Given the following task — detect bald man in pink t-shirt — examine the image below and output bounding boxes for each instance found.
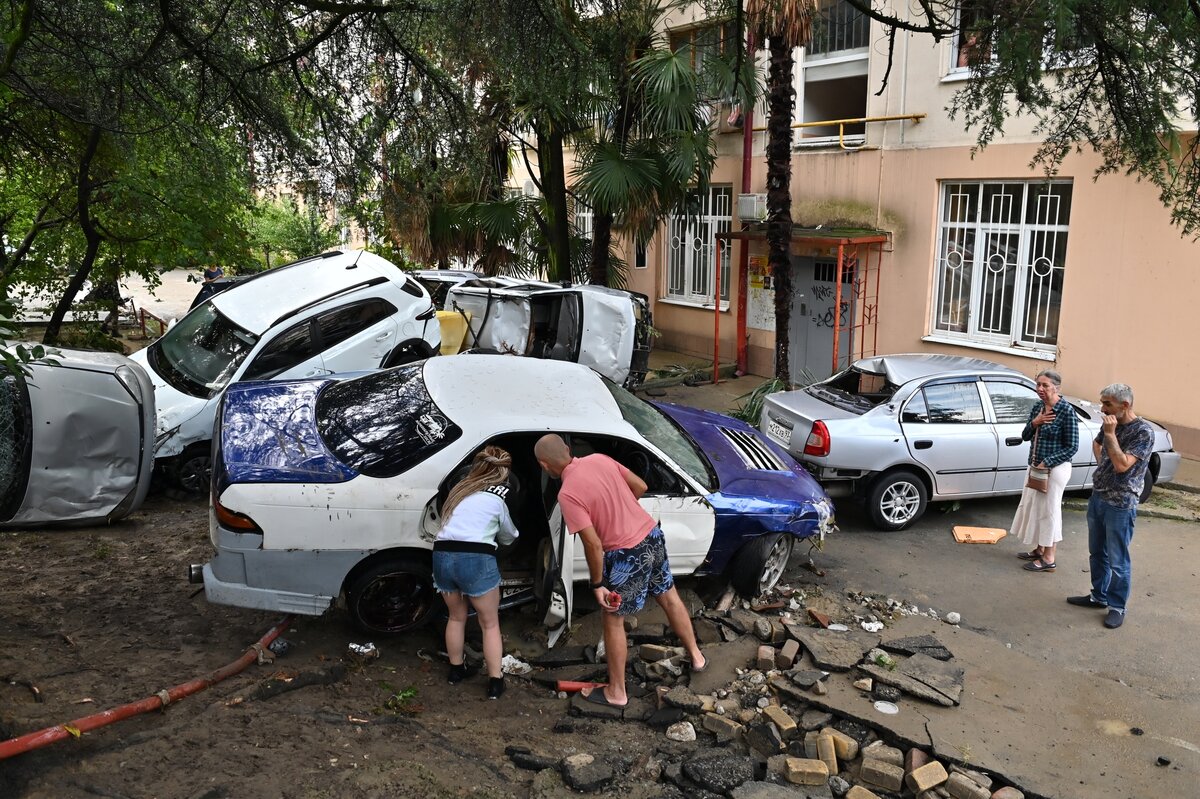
[535,434,705,708]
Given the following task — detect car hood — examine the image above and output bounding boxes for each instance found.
[653,402,829,500]
[129,348,209,452]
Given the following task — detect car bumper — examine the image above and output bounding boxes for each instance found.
[202,562,334,616]
[1157,450,1182,485]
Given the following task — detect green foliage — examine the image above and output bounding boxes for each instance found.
[729,368,817,423]
[247,196,340,270]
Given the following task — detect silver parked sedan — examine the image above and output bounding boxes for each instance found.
[759,354,1181,530]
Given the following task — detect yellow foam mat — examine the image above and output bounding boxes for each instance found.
[952,526,1007,544]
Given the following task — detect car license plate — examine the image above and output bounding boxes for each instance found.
[767,419,792,445]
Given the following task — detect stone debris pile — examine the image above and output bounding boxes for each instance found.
[521,586,1020,799]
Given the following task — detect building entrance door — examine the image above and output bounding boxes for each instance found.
[787,256,854,381]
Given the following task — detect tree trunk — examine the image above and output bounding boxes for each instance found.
[536,121,572,283]
[44,125,104,346]
[588,210,615,286]
[766,35,796,384]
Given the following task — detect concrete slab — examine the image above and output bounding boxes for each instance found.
[794,616,1200,799]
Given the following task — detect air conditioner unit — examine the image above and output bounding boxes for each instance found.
[737,193,767,222]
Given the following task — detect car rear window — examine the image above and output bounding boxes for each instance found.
[315,364,462,478]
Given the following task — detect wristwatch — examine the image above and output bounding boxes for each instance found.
[590,580,604,590]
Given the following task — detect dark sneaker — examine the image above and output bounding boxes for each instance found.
[1104,609,1125,629]
[487,677,506,700]
[448,662,479,685]
[1067,595,1107,609]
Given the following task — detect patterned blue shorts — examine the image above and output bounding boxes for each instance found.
[602,526,673,616]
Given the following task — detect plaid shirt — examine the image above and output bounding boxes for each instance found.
[1022,396,1079,468]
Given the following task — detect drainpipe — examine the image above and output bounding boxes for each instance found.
[735,32,756,377]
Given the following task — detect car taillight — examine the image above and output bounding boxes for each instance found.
[213,493,263,534]
[803,420,830,457]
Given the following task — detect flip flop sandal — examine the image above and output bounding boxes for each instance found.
[1023,559,1056,572]
[582,688,627,708]
[689,656,709,673]
[1017,550,1042,560]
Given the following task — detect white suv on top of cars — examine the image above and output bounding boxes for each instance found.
[131,249,440,491]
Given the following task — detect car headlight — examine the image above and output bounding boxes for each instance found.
[115,365,145,405]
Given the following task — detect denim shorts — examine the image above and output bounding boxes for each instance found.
[602,526,673,616]
[433,550,501,597]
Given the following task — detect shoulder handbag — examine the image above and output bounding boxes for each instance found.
[1025,424,1049,493]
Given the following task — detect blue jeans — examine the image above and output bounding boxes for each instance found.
[1086,494,1138,613]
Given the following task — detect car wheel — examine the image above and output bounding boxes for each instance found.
[346,556,440,635]
[381,340,434,368]
[867,470,928,531]
[729,533,794,598]
[170,443,212,495]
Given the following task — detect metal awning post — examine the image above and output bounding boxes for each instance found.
[832,242,845,375]
[713,241,722,384]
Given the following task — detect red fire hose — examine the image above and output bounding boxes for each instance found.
[0,616,292,761]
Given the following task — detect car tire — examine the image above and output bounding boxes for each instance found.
[729,533,793,598]
[1138,457,1159,504]
[867,470,928,531]
[381,340,435,368]
[169,443,212,496]
[346,555,440,635]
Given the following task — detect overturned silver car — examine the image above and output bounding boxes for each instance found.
[1,347,155,527]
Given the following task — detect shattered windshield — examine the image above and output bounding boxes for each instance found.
[315,364,462,477]
[152,304,258,398]
[602,380,714,491]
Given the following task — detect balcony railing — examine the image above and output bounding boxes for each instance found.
[807,1,870,56]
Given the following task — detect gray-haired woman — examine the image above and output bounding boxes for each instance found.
[1011,370,1079,571]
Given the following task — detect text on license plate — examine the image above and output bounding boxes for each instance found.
[767,419,791,445]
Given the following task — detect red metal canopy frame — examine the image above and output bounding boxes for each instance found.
[713,228,888,383]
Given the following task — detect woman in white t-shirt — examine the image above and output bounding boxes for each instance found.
[433,445,520,699]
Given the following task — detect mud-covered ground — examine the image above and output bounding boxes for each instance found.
[0,492,760,799]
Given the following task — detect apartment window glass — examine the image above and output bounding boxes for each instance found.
[666,186,732,305]
[933,180,1072,352]
[809,0,870,56]
[669,20,736,78]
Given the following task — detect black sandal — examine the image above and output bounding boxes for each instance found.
[1017,550,1042,561]
[1023,559,1056,572]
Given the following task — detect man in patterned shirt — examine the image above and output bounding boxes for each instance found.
[1067,383,1155,629]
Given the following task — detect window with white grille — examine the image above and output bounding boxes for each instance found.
[666,186,732,305]
[933,180,1072,352]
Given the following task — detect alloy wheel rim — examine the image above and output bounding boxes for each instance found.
[881,483,920,524]
[759,536,793,593]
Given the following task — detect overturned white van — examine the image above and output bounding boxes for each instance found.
[445,279,652,387]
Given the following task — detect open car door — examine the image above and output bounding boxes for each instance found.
[534,503,575,648]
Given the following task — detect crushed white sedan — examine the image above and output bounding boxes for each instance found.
[194,355,835,642]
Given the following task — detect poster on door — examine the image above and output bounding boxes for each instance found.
[747,255,775,331]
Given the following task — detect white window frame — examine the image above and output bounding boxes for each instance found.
[665,186,732,307]
[796,0,870,149]
[931,180,1072,355]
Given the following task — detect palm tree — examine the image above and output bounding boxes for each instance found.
[575,43,718,288]
[745,0,815,384]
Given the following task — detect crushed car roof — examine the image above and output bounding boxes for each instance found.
[422,354,633,438]
[212,250,414,335]
[850,353,1024,386]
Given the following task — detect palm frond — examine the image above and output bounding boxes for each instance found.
[745,0,817,47]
